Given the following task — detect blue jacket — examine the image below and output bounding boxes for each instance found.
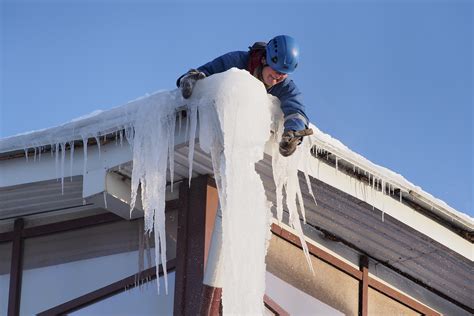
[179,51,309,131]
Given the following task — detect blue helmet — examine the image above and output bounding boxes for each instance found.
[266,35,300,74]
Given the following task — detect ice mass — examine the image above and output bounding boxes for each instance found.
[0,69,471,314]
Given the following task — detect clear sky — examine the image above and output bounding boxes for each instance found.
[1,0,472,215]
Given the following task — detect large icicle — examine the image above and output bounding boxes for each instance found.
[125,69,318,311]
[271,121,315,274]
[193,69,275,314]
[186,104,198,186]
[129,92,177,294]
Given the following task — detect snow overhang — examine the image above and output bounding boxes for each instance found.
[0,87,471,238]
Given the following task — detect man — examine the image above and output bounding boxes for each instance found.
[177,35,313,157]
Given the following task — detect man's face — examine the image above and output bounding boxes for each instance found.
[262,66,288,88]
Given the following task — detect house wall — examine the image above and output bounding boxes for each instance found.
[368,288,420,316]
[267,236,359,315]
[267,226,449,316]
[0,209,178,315]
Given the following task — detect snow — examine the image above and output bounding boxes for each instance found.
[127,68,312,312]
[0,68,472,313]
[193,69,276,313]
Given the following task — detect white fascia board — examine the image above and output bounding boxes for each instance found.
[0,141,132,188]
[307,124,473,231]
[303,155,472,261]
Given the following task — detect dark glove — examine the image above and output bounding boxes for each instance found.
[179,69,206,99]
[279,128,314,157]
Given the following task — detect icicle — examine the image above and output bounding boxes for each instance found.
[353,165,356,173]
[178,109,183,136]
[271,126,314,275]
[185,107,190,142]
[38,146,42,161]
[137,220,145,286]
[103,191,108,208]
[125,125,135,146]
[50,143,54,158]
[115,131,118,145]
[55,143,60,180]
[400,189,403,202]
[382,211,385,222]
[271,133,286,224]
[372,176,376,210]
[69,141,75,181]
[24,148,29,162]
[304,171,317,206]
[33,147,37,162]
[167,113,176,191]
[187,105,198,187]
[103,134,107,143]
[82,137,88,177]
[120,129,124,146]
[60,143,66,194]
[335,157,339,171]
[129,97,175,295]
[95,136,101,160]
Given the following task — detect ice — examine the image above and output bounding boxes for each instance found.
[60,143,66,194]
[95,136,101,160]
[55,143,59,180]
[69,141,75,181]
[191,69,276,314]
[128,69,312,312]
[167,113,176,191]
[103,191,108,208]
[82,137,88,177]
[271,130,315,273]
[186,105,198,186]
[128,91,179,294]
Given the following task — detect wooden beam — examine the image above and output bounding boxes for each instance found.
[359,255,369,316]
[37,260,176,315]
[22,213,121,238]
[7,218,24,316]
[264,294,290,316]
[0,231,14,243]
[173,175,218,315]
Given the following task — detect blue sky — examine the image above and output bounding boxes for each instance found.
[1,0,472,215]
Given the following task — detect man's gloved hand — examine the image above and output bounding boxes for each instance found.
[179,69,206,99]
[279,128,314,157]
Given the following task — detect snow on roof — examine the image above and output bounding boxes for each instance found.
[0,74,472,230]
